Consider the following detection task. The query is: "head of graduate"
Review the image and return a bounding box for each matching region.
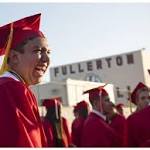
[83,85,111,115]
[42,98,61,121]
[0,13,51,85]
[131,82,150,111]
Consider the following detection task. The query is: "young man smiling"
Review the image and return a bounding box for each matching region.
[0,14,50,147]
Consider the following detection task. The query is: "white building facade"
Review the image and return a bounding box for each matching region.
[50,49,150,104]
[31,79,115,106]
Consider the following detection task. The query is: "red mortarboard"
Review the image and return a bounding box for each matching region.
[0,13,45,74]
[130,82,148,105]
[83,85,108,102]
[0,13,44,55]
[42,98,61,109]
[76,100,89,110]
[42,98,61,119]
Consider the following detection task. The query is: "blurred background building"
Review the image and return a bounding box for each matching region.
[31,49,150,126]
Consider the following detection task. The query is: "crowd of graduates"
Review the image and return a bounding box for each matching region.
[41,82,150,147]
[0,13,150,147]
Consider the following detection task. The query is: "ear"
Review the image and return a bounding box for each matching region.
[8,50,21,65]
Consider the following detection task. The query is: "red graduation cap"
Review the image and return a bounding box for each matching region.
[42,98,61,109]
[83,85,108,102]
[130,82,148,105]
[76,100,89,110]
[0,13,44,74]
[0,13,44,55]
[42,98,61,119]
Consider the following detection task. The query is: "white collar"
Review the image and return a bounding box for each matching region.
[92,109,106,121]
[0,71,20,82]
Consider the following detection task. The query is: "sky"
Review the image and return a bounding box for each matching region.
[0,2,150,81]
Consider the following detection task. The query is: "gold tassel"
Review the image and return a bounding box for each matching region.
[0,23,13,75]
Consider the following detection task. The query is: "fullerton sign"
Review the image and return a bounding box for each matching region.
[52,53,134,77]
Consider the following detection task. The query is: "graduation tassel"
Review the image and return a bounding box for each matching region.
[0,23,13,75]
[99,84,107,113]
[99,90,103,113]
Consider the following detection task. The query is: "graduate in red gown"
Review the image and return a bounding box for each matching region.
[80,85,120,147]
[0,14,50,147]
[55,97,72,146]
[130,82,150,112]
[71,100,89,147]
[106,102,128,147]
[42,98,71,147]
[127,82,150,147]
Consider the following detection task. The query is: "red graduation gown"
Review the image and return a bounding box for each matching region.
[0,77,47,147]
[42,117,71,147]
[62,117,71,147]
[80,112,119,147]
[127,106,150,147]
[42,119,54,147]
[71,116,85,147]
[109,114,128,147]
